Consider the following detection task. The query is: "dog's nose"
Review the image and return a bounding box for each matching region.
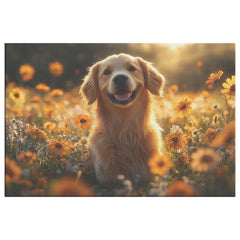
[113,74,129,90]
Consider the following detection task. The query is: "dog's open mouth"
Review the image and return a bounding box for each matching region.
[106,85,140,105]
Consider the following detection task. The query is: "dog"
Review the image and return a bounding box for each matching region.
[80,53,165,185]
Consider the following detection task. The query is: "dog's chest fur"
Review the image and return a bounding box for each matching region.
[89,120,160,183]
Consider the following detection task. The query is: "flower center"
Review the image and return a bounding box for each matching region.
[14,93,20,98]
[55,143,63,149]
[172,137,179,143]
[230,84,235,93]
[201,155,213,164]
[24,155,31,160]
[180,104,186,110]
[80,119,86,124]
[157,161,165,167]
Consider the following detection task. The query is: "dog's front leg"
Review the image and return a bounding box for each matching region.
[90,144,120,184]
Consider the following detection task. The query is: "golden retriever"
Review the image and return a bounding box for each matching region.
[80,53,165,184]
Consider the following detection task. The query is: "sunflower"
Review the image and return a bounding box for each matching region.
[169,84,178,94]
[49,177,94,196]
[50,89,64,97]
[19,64,35,82]
[7,81,16,88]
[47,139,73,156]
[43,121,57,131]
[176,152,189,164]
[28,126,49,140]
[9,87,26,103]
[166,130,187,151]
[73,114,92,130]
[12,107,23,117]
[148,153,173,176]
[18,151,37,164]
[31,95,41,103]
[36,83,50,93]
[191,148,221,172]
[167,181,195,196]
[205,70,223,88]
[196,60,203,67]
[174,98,192,118]
[205,128,218,143]
[44,106,55,118]
[49,61,64,76]
[221,75,235,99]
[5,157,22,185]
[210,120,235,147]
[52,122,69,134]
[202,90,209,99]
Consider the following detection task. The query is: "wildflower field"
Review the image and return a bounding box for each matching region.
[5,45,235,197]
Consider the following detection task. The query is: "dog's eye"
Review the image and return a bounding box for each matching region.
[128,66,136,72]
[104,69,112,75]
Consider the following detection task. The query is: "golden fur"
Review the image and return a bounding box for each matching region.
[80,53,165,184]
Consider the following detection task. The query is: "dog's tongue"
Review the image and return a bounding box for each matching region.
[114,92,132,101]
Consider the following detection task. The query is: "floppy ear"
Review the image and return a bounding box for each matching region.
[137,57,165,96]
[80,62,99,105]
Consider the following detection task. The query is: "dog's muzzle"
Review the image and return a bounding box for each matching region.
[113,73,129,92]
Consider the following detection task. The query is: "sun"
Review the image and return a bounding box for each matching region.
[166,43,186,50]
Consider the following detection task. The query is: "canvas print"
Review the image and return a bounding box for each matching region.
[5,43,235,196]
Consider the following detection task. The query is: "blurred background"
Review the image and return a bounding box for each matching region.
[5,43,235,92]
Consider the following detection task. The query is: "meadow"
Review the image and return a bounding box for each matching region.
[5,60,235,197]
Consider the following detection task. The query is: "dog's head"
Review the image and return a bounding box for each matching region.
[80,53,165,107]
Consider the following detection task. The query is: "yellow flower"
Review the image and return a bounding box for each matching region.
[169,84,178,93]
[73,114,92,130]
[47,139,73,156]
[49,177,94,196]
[202,90,209,99]
[12,107,23,117]
[36,83,50,93]
[19,64,35,82]
[148,153,173,176]
[28,126,49,140]
[44,106,55,118]
[49,61,64,76]
[196,60,203,67]
[9,88,26,103]
[221,76,235,99]
[167,181,195,196]
[176,152,189,164]
[174,98,192,118]
[43,121,57,131]
[210,120,235,147]
[166,130,187,151]
[5,157,22,185]
[31,95,41,103]
[191,148,221,172]
[205,70,223,88]
[50,89,64,97]
[18,151,37,164]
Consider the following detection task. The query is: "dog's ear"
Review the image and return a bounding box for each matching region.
[80,62,99,105]
[137,57,165,96]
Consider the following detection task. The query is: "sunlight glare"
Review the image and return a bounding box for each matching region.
[166,43,186,50]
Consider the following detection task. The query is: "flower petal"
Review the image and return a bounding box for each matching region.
[222,82,229,89]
